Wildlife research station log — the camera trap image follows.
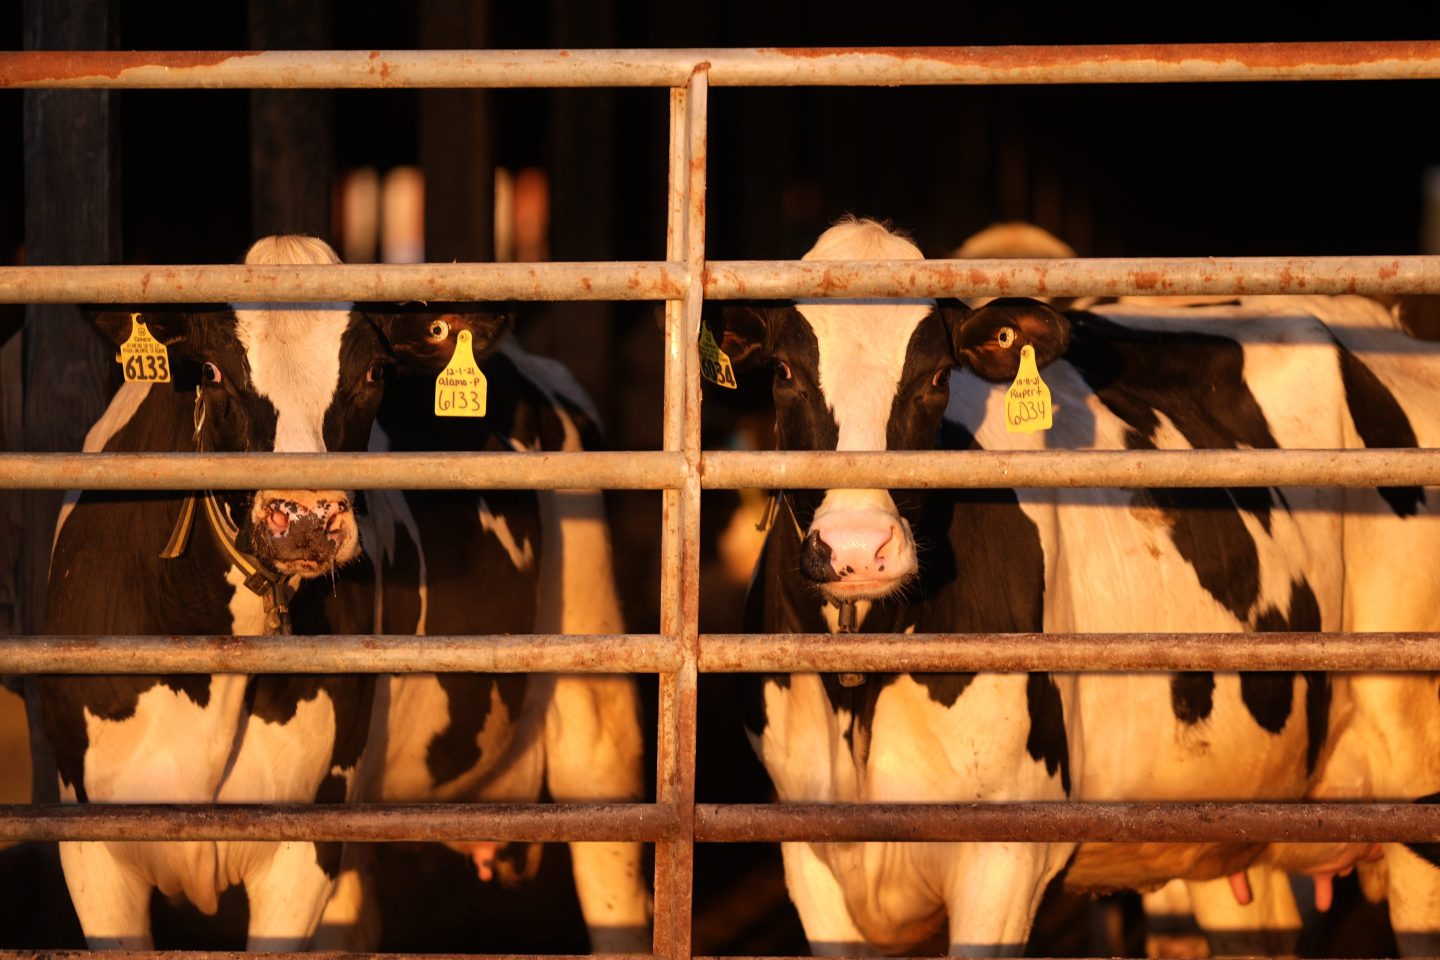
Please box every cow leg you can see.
[945,842,1064,958]
[1186,868,1300,958]
[781,840,876,957]
[241,841,336,951]
[59,840,154,949]
[544,674,650,952]
[311,843,380,951]
[1385,843,1440,956]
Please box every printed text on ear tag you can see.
[118,313,171,383]
[699,324,737,389]
[1005,344,1052,433]
[434,329,487,417]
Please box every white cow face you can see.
[715,218,1069,602]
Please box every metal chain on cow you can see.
[156,388,295,635]
[758,492,866,688]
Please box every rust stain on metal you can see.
[1379,260,1400,280]
[0,50,264,85]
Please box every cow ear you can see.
[86,308,191,349]
[706,303,770,371]
[371,306,511,369]
[944,297,1070,382]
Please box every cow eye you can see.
[427,319,451,343]
[931,367,950,388]
[366,362,386,385]
[996,326,1017,348]
[774,360,793,383]
[202,361,222,384]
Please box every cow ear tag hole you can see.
[434,328,487,418]
[117,312,172,384]
[699,325,737,389]
[1004,344,1052,433]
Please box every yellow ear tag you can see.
[434,329,487,418]
[117,313,172,383]
[698,324,737,389]
[1005,344,1052,433]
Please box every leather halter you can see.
[758,491,865,687]
[158,390,295,635]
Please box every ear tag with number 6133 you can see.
[1004,344,1052,433]
[699,324,737,389]
[118,312,171,383]
[434,328,487,417]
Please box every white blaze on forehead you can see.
[798,219,933,452]
[232,235,354,454]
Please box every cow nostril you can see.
[265,503,289,536]
[875,525,900,562]
[325,509,348,542]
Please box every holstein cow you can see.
[717,218,1440,956]
[40,235,418,949]
[317,307,649,953]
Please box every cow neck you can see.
[758,490,866,687]
[159,389,295,635]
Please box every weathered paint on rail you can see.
[4,42,1440,88]
[695,802,1440,843]
[0,634,680,674]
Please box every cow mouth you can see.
[818,574,912,603]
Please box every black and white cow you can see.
[315,308,649,953]
[718,217,1440,956]
[40,235,419,949]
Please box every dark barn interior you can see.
[2,1,1440,954]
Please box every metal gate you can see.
[4,42,1440,959]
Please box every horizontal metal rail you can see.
[706,255,1440,299]
[0,954,632,960]
[0,803,675,843]
[6,800,1438,844]
[0,634,678,674]
[700,449,1440,489]
[0,451,685,490]
[5,632,1438,675]
[3,256,1438,303]
[693,802,1440,843]
[3,43,1440,89]
[0,261,687,304]
[9,448,1440,491]
[696,632,1440,673]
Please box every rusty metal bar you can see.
[0,633,678,674]
[5,256,1439,303]
[12,448,1440,492]
[0,802,675,843]
[0,450,684,490]
[700,448,1440,490]
[704,255,1440,299]
[0,955,646,960]
[4,43,1440,89]
[654,67,708,960]
[698,632,1440,673]
[0,260,687,303]
[694,802,1440,843]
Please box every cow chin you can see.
[817,565,917,603]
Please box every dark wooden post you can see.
[21,0,121,806]
[249,0,334,239]
[419,0,492,263]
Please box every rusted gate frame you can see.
[2,43,1440,960]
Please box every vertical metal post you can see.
[654,64,707,960]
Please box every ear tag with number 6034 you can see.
[699,324,736,389]
[1004,344,1052,433]
[117,313,171,383]
[434,329,487,418]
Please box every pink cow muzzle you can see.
[801,507,917,601]
[249,488,359,575]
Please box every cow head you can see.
[90,235,441,578]
[715,218,1069,602]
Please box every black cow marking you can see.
[425,675,529,788]
[1336,344,1424,518]
[1238,674,1293,735]
[1026,674,1071,795]
[915,674,976,708]
[1171,672,1216,726]
[1304,672,1331,775]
